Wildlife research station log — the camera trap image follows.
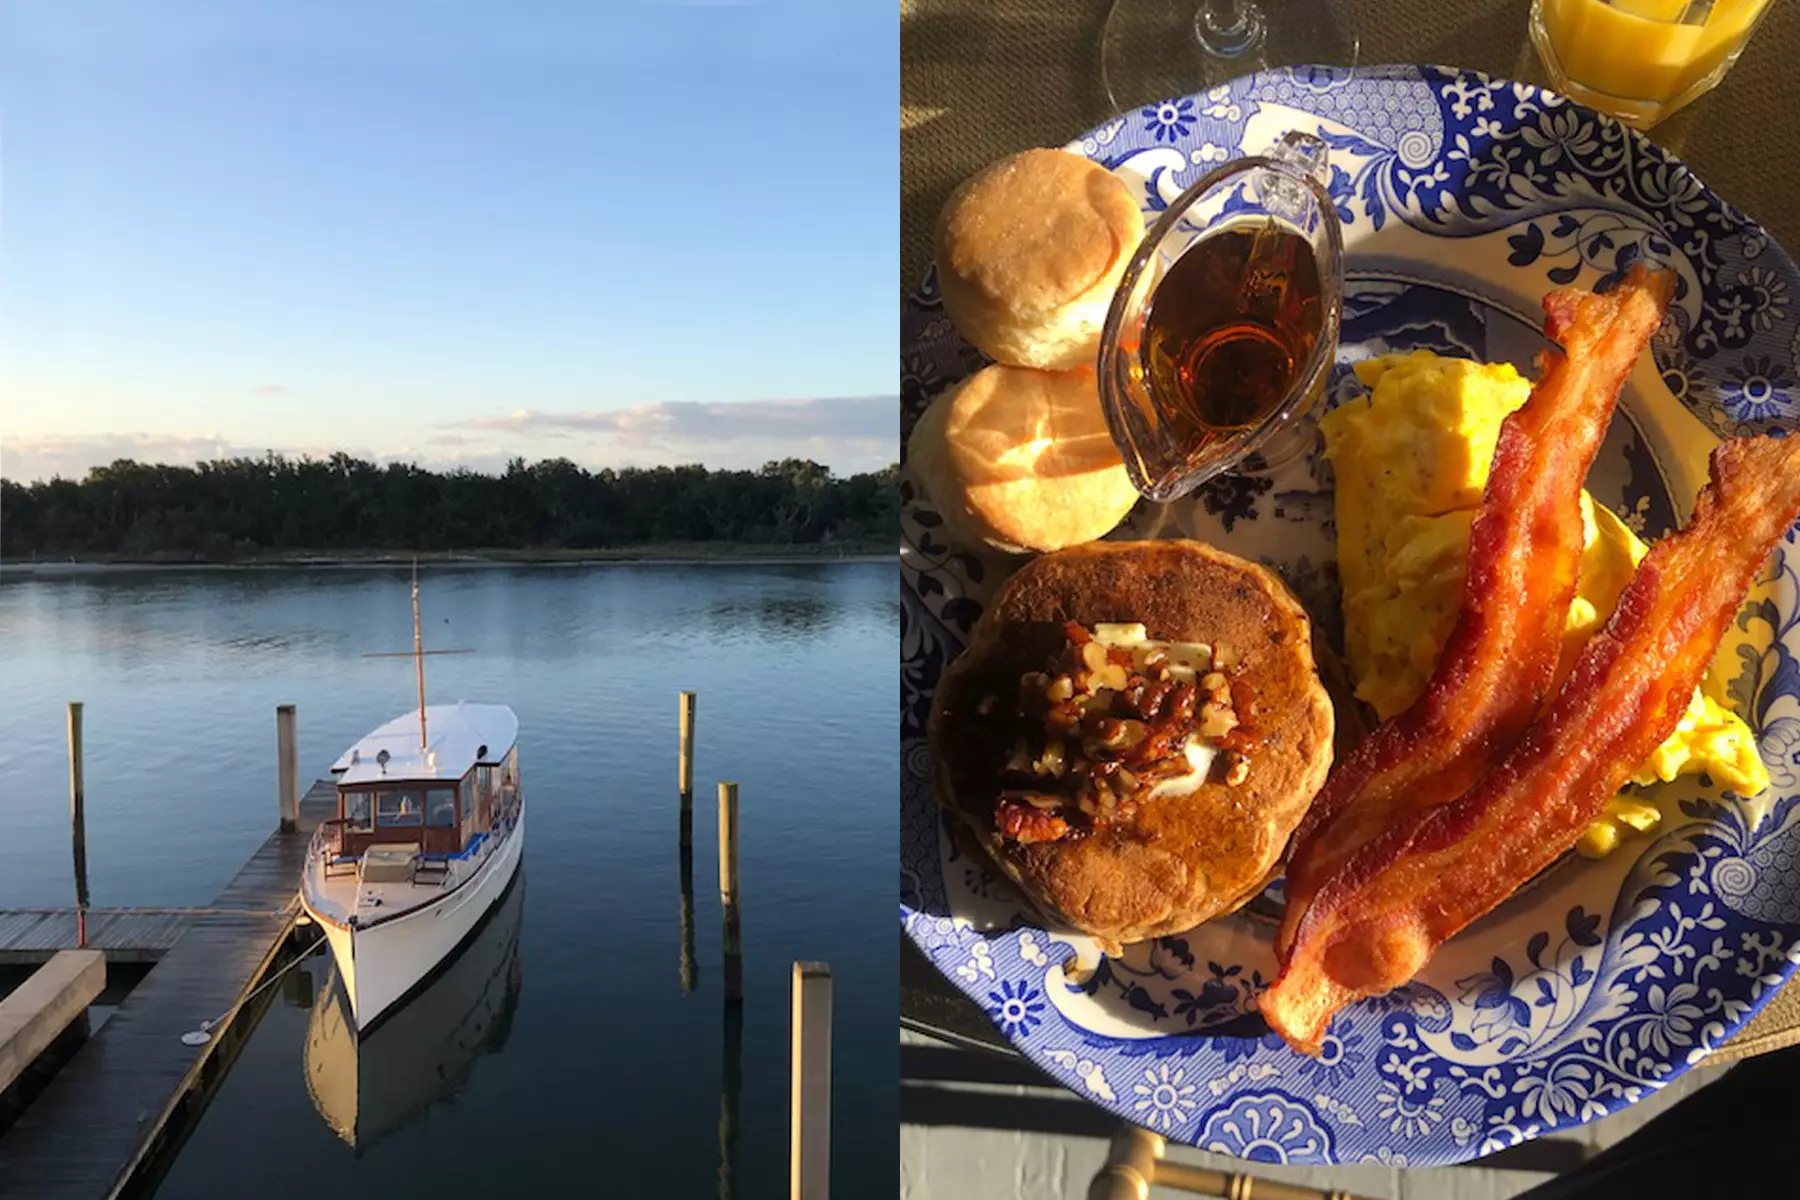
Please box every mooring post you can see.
[67,702,89,940]
[679,691,697,847]
[719,781,742,1004]
[678,693,699,990]
[790,961,832,1200]
[277,704,299,835]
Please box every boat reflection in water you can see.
[303,870,525,1153]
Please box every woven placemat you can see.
[902,0,1800,292]
[900,0,1800,1060]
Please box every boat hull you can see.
[304,868,525,1150]
[309,805,525,1033]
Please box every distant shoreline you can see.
[1,543,895,576]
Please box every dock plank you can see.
[0,910,201,966]
[0,780,336,1199]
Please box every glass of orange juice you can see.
[1530,0,1775,128]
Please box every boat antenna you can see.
[413,560,427,750]
[359,561,477,745]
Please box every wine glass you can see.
[1100,0,1360,116]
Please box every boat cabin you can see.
[327,703,521,864]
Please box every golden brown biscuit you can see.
[936,148,1144,370]
[930,540,1334,950]
[906,363,1140,553]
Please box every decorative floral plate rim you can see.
[901,64,1800,1166]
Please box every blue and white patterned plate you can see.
[900,65,1800,1166]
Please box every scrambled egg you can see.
[1321,350,1769,855]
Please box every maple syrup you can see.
[1140,220,1323,447]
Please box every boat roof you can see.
[331,703,517,786]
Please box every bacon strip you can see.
[1276,267,1675,958]
[1263,434,1800,1054]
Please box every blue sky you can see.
[0,1,897,481]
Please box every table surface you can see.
[899,0,1800,1063]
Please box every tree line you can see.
[0,453,898,559]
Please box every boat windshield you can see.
[377,789,427,827]
[428,790,457,828]
[343,790,374,833]
[331,736,515,860]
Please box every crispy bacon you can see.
[1276,267,1676,958]
[1262,434,1800,1054]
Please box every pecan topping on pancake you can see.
[992,621,1254,842]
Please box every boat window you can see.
[478,765,495,801]
[377,789,426,828]
[344,791,374,833]
[427,788,457,828]
[460,774,476,829]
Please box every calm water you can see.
[0,562,897,1196]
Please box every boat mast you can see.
[413,561,428,751]
[358,569,472,724]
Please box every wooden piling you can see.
[719,781,742,1004]
[277,704,299,835]
[67,703,89,918]
[790,961,832,1200]
[718,781,738,902]
[679,691,697,847]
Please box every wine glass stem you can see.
[1194,0,1265,58]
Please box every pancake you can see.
[930,539,1334,951]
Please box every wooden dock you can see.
[2,913,191,967]
[0,779,336,1200]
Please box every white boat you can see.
[300,571,525,1033]
[305,866,525,1151]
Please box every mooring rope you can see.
[181,901,317,1046]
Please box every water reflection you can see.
[0,564,897,688]
[303,872,525,1153]
[679,832,698,995]
[718,1004,742,1200]
[706,594,835,639]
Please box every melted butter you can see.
[1149,737,1221,799]
[1089,623,1226,793]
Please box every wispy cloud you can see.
[1,396,900,482]
[5,433,237,481]
[251,384,289,396]
[455,395,895,473]
[1,433,372,482]
[461,396,891,443]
